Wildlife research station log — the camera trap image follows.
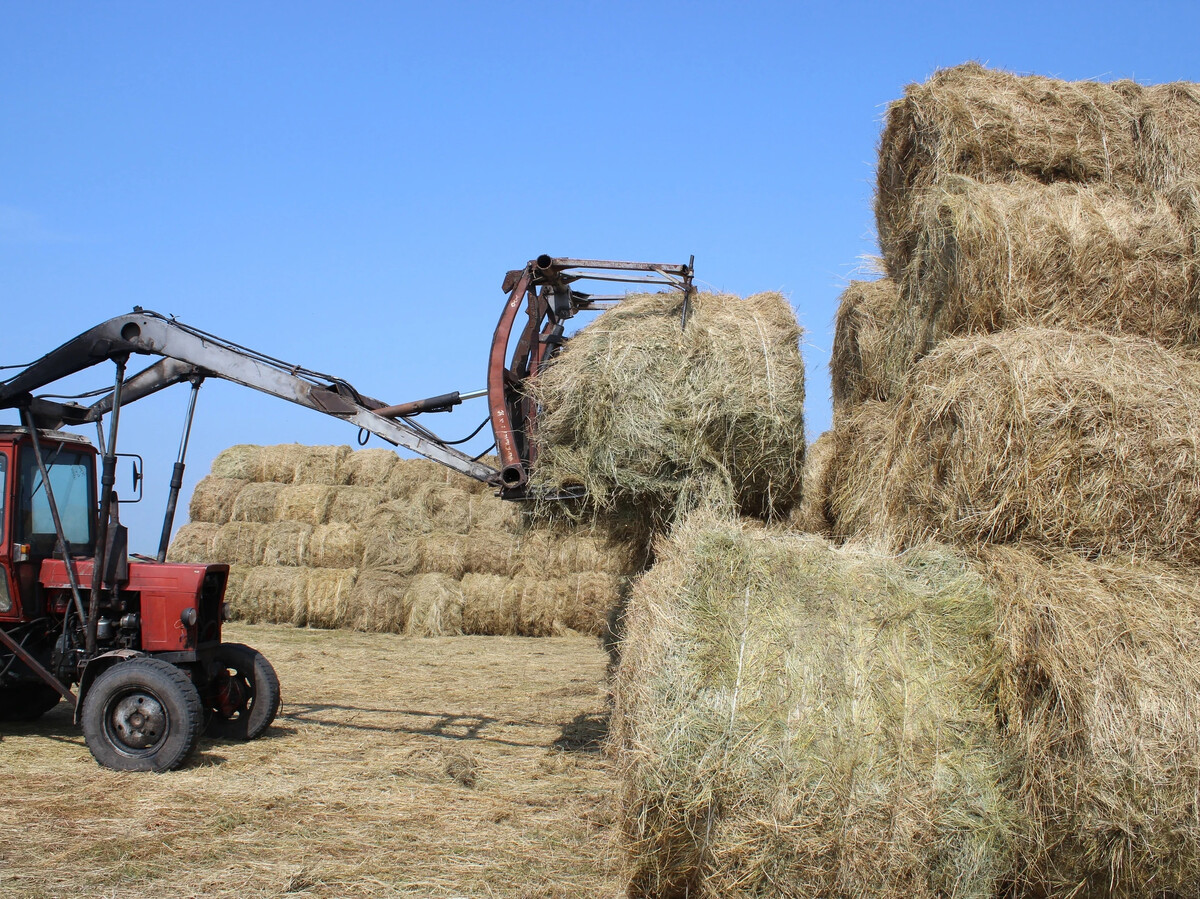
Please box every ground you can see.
[0,624,623,898]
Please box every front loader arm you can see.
[0,309,499,485]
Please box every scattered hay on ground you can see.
[613,514,1016,898]
[982,545,1200,897]
[529,290,806,537]
[829,329,1200,563]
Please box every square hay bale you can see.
[875,63,1143,275]
[275,484,336,525]
[529,290,806,537]
[982,545,1200,897]
[187,477,248,525]
[613,514,1016,898]
[830,329,1200,565]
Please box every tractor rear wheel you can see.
[0,682,62,722]
[80,657,203,772]
[205,643,280,741]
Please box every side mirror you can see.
[117,453,143,503]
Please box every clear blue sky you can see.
[3,1,1198,550]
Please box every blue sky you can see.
[3,1,1198,550]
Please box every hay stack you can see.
[172,445,633,636]
[876,63,1143,276]
[614,514,1016,898]
[789,429,836,534]
[830,329,1200,564]
[530,290,806,535]
[829,278,905,413]
[983,545,1200,896]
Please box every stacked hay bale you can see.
[806,64,1200,896]
[169,445,631,637]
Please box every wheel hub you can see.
[109,693,166,750]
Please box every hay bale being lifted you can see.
[875,63,1143,274]
[530,290,806,536]
[895,176,1200,357]
[982,545,1200,896]
[613,514,1016,899]
[830,329,1200,564]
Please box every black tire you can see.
[80,657,203,772]
[204,643,280,741]
[0,682,62,722]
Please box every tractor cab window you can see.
[17,446,95,555]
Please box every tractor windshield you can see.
[17,446,95,555]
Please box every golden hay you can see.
[293,444,352,486]
[210,521,270,566]
[300,567,360,630]
[325,485,384,523]
[343,567,412,632]
[558,572,620,635]
[981,545,1200,897]
[829,329,1200,564]
[275,484,336,525]
[340,446,399,487]
[261,521,314,567]
[228,481,287,523]
[165,522,218,562]
[239,566,307,625]
[829,278,905,413]
[876,63,1143,275]
[414,534,468,579]
[187,477,247,524]
[501,576,563,637]
[306,522,364,569]
[789,429,836,535]
[207,444,261,480]
[613,514,1016,898]
[359,514,423,572]
[404,573,464,637]
[1136,81,1200,189]
[897,175,1200,358]
[459,573,520,634]
[529,290,806,536]
[458,530,520,577]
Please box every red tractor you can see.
[0,256,692,771]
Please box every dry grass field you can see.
[0,624,622,898]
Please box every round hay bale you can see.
[415,482,473,534]
[301,567,359,630]
[504,576,562,637]
[229,482,287,523]
[982,545,1200,896]
[209,445,262,481]
[844,329,1200,563]
[307,523,363,569]
[326,486,386,524]
[342,447,399,487]
[558,572,620,635]
[383,457,452,499]
[187,477,248,524]
[415,534,467,579]
[345,567,412,633]
[220,564,252,621]
[166,522,218,563]
[458,530,519,577]
[529,290,806,536]
[466,492,516,531]
[790,429,836,535]
[460,573,519,635]
[253,445,301,483]
[293,444,352,486]
[404,573,463,637]
[876,63,1142,275]
[614,514,1017,898]
[824,401,894,543]
[211,522,270,566]
[275,484,335,525]
[262,521,315,567]
[240,566,307,626]
[830,278,905,414]
[1136,81,1200,190]
[899,175,1200,357]
[359,514,422,572]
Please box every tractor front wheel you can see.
[80,657,203,772]
[204,643,280,741]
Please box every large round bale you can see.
[823,400,894,542]
[345,567,412,632]
[383,457,461,500]
[876,63,1142,275]
[404,573,464,637]
[306,523,363,569]
[460,573,519,634]
[838,329,1200,563]
[613,515,1017,899]
[981,545,1200,897]
[229,482,287,523]
[261,521,314,567]
[211,521,270,566]
[458,530,519,578]
[187,476,247,524]
[790,429,836,535]
[208,444,262,480]
[899,176,1200,356]
[239,566,307,625]
[829,278,906,413]
[1136,81,1200,189]
[415,534,468,579]
[529,290,806,535]
[502,576,563,637]
[359,515,422,572]
[293,444,352,486]
[166,522,218,562]
[558,572,619,635]
[275,484,336,525]
[326,485,384,524]
[341,447,399,488]
[300,567,360,630]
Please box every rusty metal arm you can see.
[0,310,499,485]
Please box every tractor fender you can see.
[73,650,144,725]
